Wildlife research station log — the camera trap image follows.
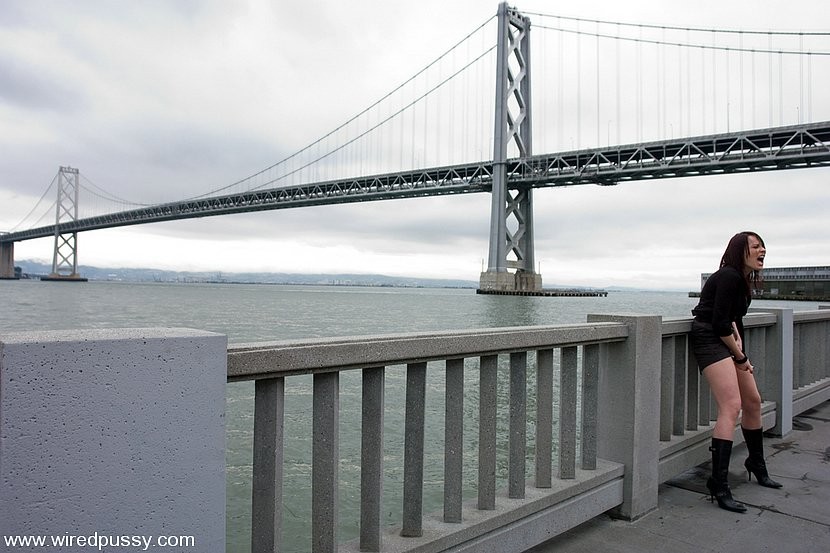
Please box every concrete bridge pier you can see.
[0,241,17,279]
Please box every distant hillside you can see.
[15,260,479,289]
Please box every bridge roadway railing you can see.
[225,307,830,553]
[2,308,828,552]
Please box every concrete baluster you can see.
[509,352,527,499]
[558,346,578,479]
[252,378,285,553]
[659,335,675,441]
[401,362,426,537]
[444,358,465,523]
[312,372,339,552]
[535,348,554,487]
[581,344,599,471]
[360,367,384,551]
[478,355,498,511]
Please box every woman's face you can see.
[744,234,766,273]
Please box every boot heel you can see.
[742,427,783,489]
[744,457,782,488]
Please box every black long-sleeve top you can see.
[691,265,751,343]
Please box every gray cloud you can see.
[2,0,829,288]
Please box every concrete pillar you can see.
[0,241,15,279]
[758,308,794,436]
[0,328,227,551]
[587,313,662,521]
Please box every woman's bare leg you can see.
[703,358,742,439]
[736,368,762,429]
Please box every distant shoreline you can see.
[10,260,683,293]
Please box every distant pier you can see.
[477,288,608,297]
[693,265,830,302]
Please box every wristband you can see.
[734,355,748,365]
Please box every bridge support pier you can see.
[479,269,541,292]
[0,241,17,279]
[478,3,542,294]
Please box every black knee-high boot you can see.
[742,427,783,488]
[707,438,747,513]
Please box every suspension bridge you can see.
[2,3,830,290]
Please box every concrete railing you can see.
[227,319,637,553]
[2,308,828,552]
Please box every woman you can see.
[691,231,782,513]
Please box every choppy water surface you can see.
[0,280,820,551]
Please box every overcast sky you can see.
[2,0,829,290]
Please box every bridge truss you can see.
[3,122,830,245]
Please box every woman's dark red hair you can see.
[720,231,765,295]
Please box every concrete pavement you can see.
[528,401,830,553]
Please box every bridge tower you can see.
[479,3,541,293]
[43,166,87,282]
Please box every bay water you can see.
[0,280,821,551]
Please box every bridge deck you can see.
[4,121,830,243]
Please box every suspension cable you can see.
[9,173,58,232]
[247,44,498,192]
[533,23,830,56]
[527,12,830,37]
[180,14,498,201]
[80,173,151,206]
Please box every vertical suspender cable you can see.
[423,71,429,167]
[739,32,744,130]
[596,21,601,148]
[436,56,441,166]
[539,24,545,152]
[701,44,706,135]
[677,42,682,137]
[751,47,756,130]
[807,50,812,122]
[799,33,804,124]
[768,34,774,128]
[616,22,621,144]
[577,19,582,148]
[686,30,691,136]
[462,38,468,163]
[660,27,665,139]
[413,75,420,168]
[725,45,731,131]
[637,25,643,142]
[778,50,784,125]
[712,31,717,133]
[558,18,564,150]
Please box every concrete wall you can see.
[0,328,227,551]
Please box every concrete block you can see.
[0,328,227,551]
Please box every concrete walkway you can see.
[528,401,830,553]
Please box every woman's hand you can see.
[735,357,754,374]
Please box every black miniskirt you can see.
[690,319,733,373]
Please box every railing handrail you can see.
[227,321,628,380]
[793,309,830,323]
